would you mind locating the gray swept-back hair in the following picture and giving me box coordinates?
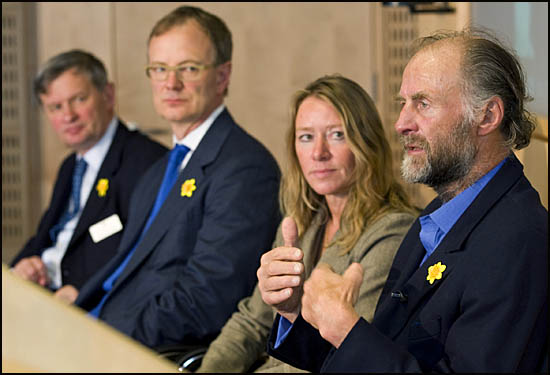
[412,27,536,150]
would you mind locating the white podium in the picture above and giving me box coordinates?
[2,263,179,373]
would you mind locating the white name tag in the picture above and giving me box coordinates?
[88,214,123,243]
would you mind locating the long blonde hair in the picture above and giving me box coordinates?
[280,74,416,254]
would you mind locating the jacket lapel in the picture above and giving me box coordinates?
[376,155,524,340]
[401,246,460,320]
[111,109,234,291]
[374,219,431,339]
[68,122,129,247]
[407,154,524,311]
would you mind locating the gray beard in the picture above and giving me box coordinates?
[400,118,477,191]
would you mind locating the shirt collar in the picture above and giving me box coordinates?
[172,104,225,150]
[428,157,507,234]
[79,116,118,171]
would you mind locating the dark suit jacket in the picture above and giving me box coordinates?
[268,154,548,373]
[76,109,281,349]
[11,121,167,289]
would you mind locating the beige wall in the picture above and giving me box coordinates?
[517,117,548,209]
[34,2,547,212]
[36,2,115,208]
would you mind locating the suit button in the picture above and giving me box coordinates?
[63,269,69,277]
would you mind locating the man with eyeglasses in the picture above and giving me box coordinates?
[58,6,281,351]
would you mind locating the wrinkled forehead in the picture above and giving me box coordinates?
[45,68,94,94]
[402,42,464,95]
[412,40,463,73]
[147,20,215,64]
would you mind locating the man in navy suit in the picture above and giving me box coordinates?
[261,28,547,372]
[58,6,281,350]
[11,50,167,292]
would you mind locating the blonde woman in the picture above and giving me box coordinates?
[198,74,418,373]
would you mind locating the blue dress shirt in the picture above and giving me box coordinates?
[418,158,505,266]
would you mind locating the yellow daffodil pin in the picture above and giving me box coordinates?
[427,261,446,284]
[96,178,109,197]
[181,178,197,198]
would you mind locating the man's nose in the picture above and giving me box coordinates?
[165,70,184,90]
[62,103,78,122]
[394,104,417,136]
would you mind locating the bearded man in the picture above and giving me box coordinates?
[260,27,548,373]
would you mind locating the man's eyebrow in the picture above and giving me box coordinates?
[394,95,405,102]
[394,92,430,102]
[44,90,87,104]
[411,92,429,101]
[149,59,202,65]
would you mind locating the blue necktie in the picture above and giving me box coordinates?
[89,144,190,318]
[49,158,88,243]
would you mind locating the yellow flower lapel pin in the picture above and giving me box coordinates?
[181,178,197,198]
[96,178,109,197]
[427,261,446,284]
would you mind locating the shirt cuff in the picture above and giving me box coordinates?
[274,315,293,349]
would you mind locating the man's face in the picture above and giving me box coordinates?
[40,68,114,154]
[147,21,231,135]
[395,45,477,188]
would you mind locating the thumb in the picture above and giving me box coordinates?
[343,262,363,288]
[282,216,298,247]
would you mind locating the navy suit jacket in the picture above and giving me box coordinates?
[11,121,167,289]
[268,154,548,373]
[76,109,281,349]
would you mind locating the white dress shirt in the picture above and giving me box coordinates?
[173,104,225,171]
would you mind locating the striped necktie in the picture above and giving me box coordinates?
[49,158,88,242]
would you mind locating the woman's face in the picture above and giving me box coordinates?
[295,96,356,198]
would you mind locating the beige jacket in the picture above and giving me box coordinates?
[197,211,415,373]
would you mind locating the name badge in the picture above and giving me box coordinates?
[89,214,123,243]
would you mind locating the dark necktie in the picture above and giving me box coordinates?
[89,144,190,318]
[49,158,88,243]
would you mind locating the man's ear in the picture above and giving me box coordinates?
[216,61,231,95]
[477,96,504,136]
[102,82,116,110]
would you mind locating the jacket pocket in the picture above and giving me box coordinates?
[408,316,444,370]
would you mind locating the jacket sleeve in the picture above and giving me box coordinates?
[197,226,284,372]
[267,313,333,373]
[197,285,276,372]
[10,157,73,266]
[352,212,415,323]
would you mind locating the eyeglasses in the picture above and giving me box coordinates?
[145,62,214,82]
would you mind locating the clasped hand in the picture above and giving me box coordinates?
[12,256,79,304]
[12,256,50,287]
[302,262,363,348]
[257,217,304,323]
[258,216,364,348]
